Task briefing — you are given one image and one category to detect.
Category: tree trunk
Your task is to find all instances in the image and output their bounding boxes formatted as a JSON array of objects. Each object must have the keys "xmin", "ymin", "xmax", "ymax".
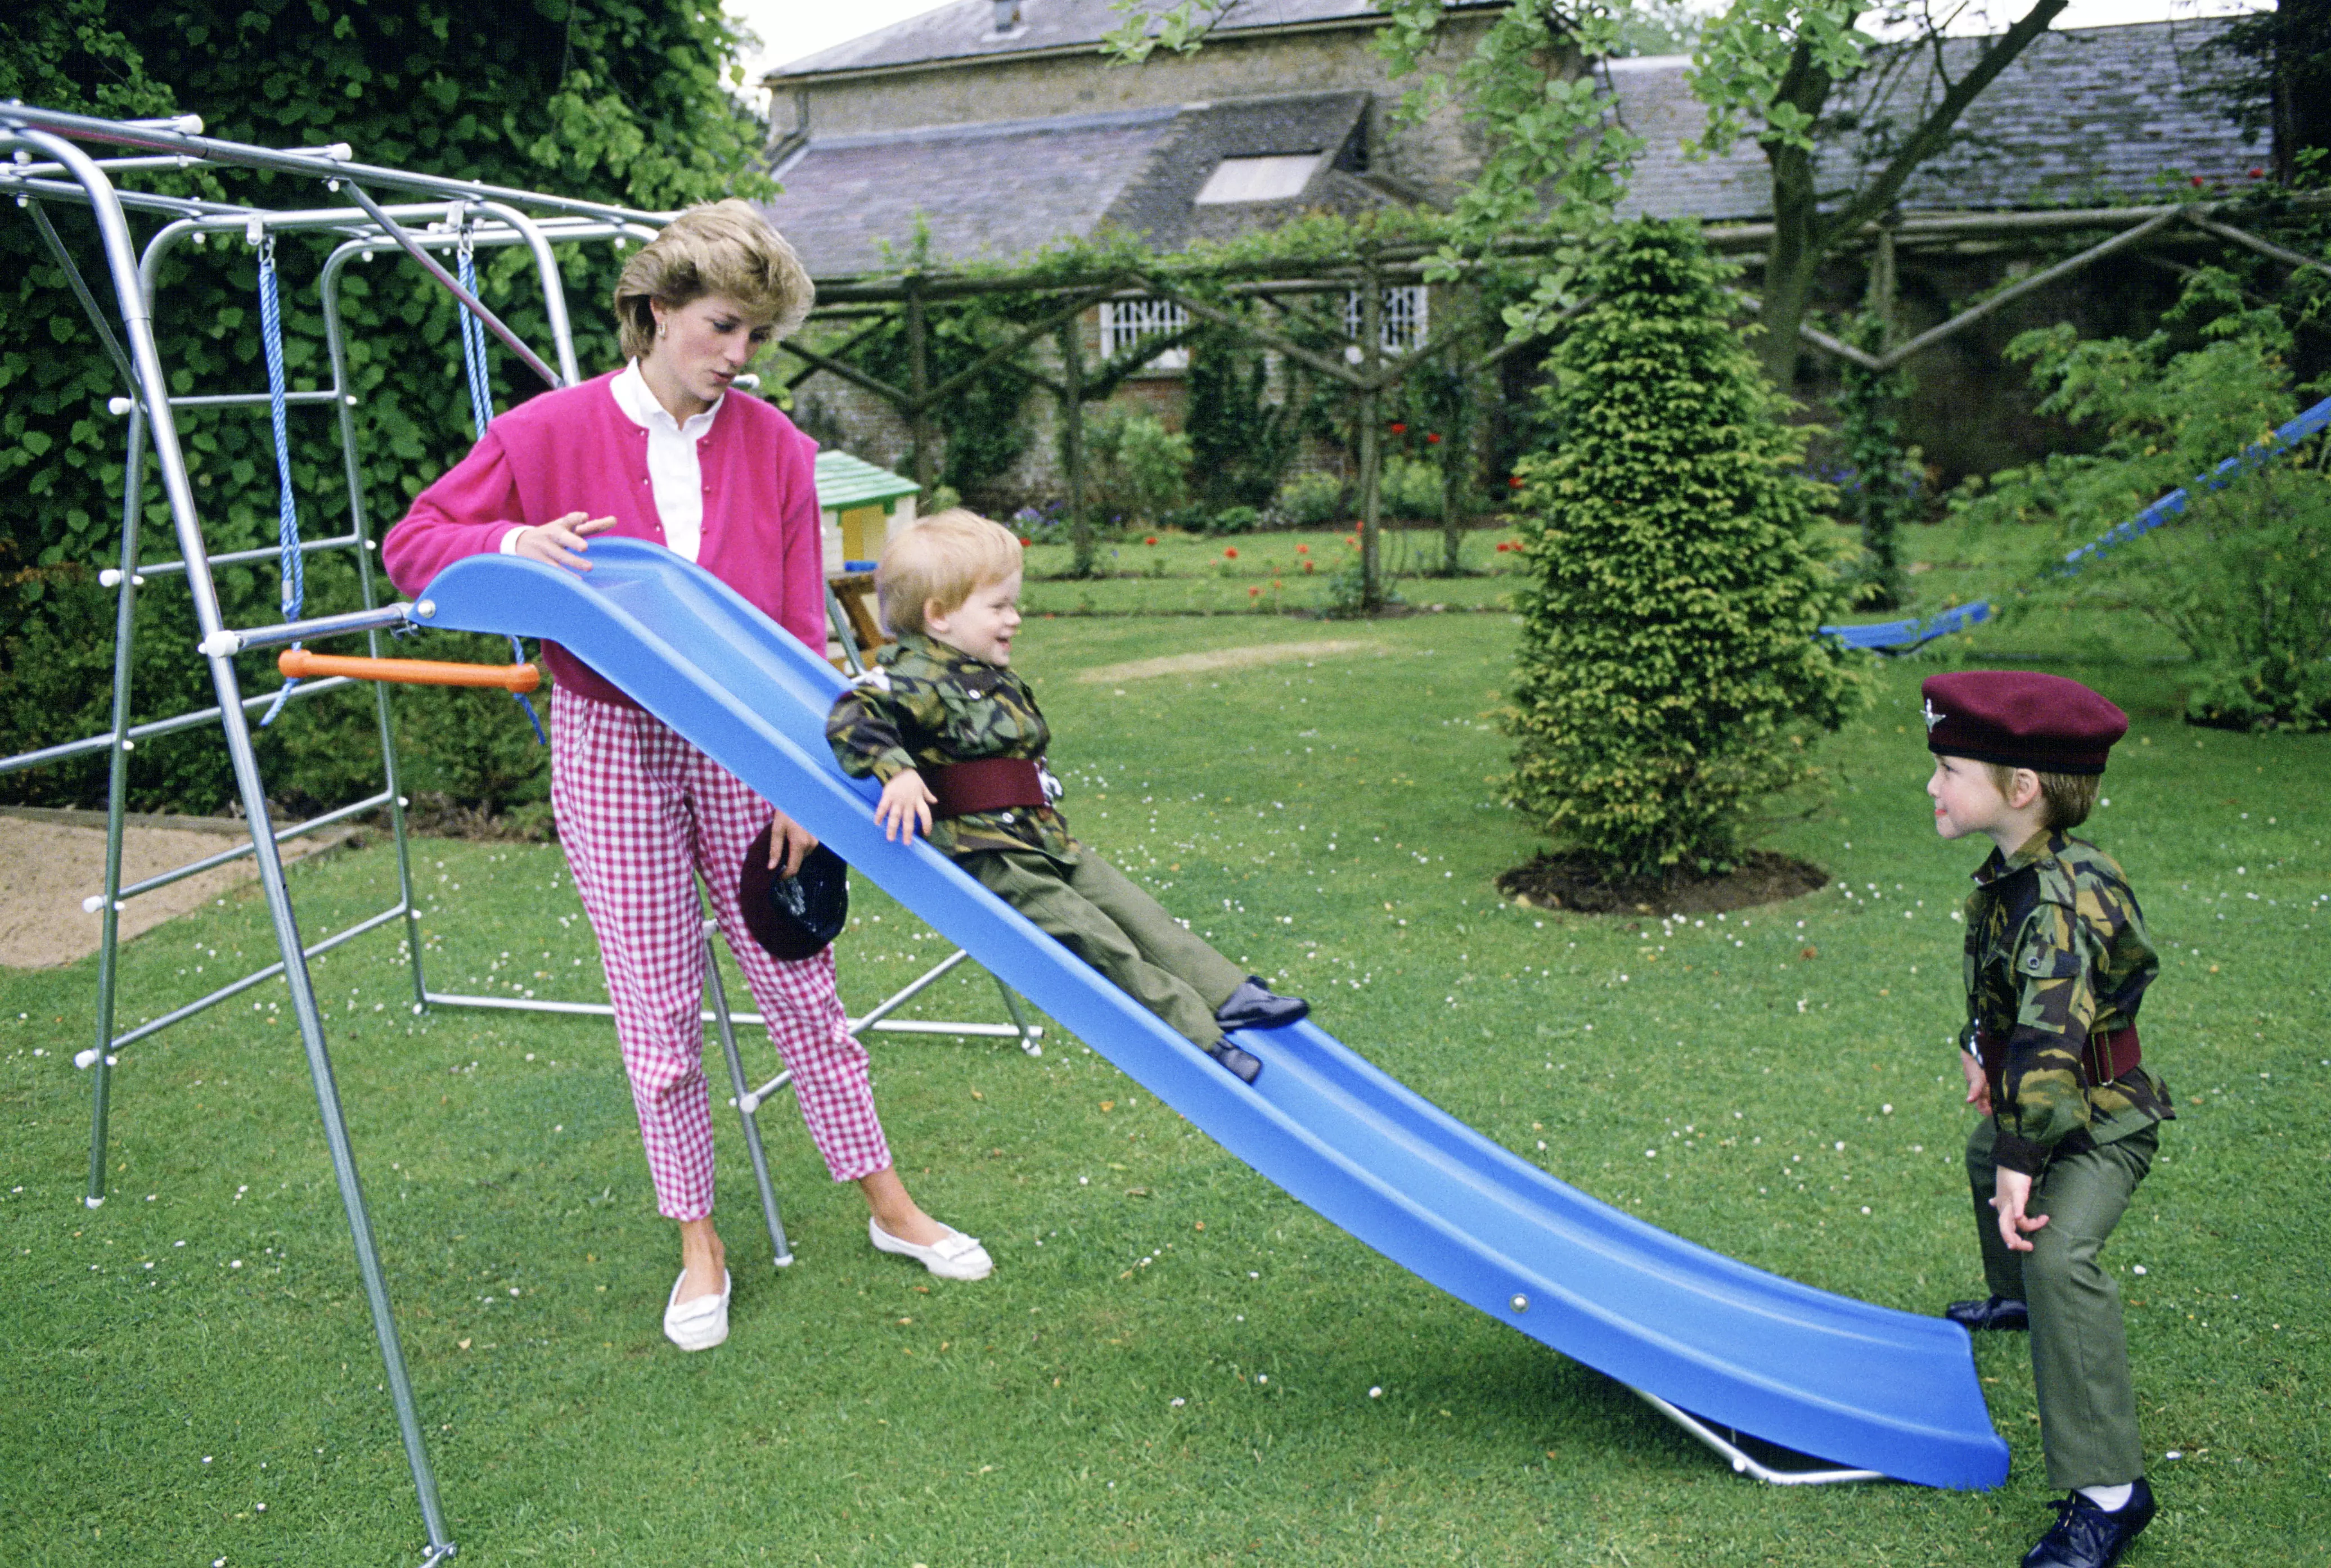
[{"xmin": 1755, "ymin": 136, "xmax": 1823, "ymax": 390}]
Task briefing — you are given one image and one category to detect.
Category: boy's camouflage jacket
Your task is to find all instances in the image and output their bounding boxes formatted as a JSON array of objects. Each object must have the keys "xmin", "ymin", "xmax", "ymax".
[
  {"xmin": 1961, "ymin": 828, "xmax": 2171, "ymax": 1174},
  {"xmin": 825, "ymin": 632, "xmax": 1073, "ymax": 861}
]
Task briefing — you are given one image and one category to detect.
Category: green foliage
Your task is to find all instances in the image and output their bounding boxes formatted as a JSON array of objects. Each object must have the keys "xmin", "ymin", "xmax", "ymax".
[
  {"xmin": 1835, "ymin": 310, "xmax": 1920, "ymax": 609},
  {"xmin": 854, "ymin": 223, "xmax": 1039, "ymax": 503},
  {"xmin": 1502, "ymin": 223, "xmax": 1866, "ymax": 877},
  {"xmin": 1379, "ymin": 456, "xmax": 1445, "ymax": 521},
  {"xmin": 0, "ymin": 0, "xmax": 768, "ymax": 814},
  {"xmin": 1275, "ymin": 471, "xmax": 1348, "ymax": 528},
  {"xmin": 1182, "ymin": 319, "xmax": 1297, "ymax": 511},
  {"xmin": 1956, "ymin": 269, "xmax": 2331, "ymax": 732},
  {"xmin": 1084, "ymin": 410, "xmax": 1192, "ymax": 528}
]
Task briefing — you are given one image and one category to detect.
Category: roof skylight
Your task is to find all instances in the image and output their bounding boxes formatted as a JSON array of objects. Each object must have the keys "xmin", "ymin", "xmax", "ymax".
[{"xmin": 1194, "ymin": 153, "xmax": 1324, "ymax": 205}]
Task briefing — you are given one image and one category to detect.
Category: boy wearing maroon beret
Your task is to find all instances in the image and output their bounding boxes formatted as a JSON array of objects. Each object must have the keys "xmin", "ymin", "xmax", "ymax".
[{"xmin": 1922, "ymin": 670, "xmax": 2173, "ymax": 1568}]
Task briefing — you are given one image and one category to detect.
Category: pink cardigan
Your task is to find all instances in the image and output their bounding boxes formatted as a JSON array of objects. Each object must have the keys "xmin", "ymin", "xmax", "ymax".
[{"xmin": 383, "ymin": 371, "xmax": 825, "ymax": 710}]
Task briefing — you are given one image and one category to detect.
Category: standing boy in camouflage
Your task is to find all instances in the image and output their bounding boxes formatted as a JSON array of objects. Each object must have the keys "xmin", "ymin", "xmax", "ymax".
[
  {"xmin": 1923, "ymin": 670, "xmax": 2174, "ymax": 1568},
  {"xmin": 826, "ymin": 510, "xmax": 1306, "ymax": 1084}
]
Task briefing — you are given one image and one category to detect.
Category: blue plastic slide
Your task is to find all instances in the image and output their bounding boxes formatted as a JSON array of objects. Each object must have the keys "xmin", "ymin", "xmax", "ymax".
[{"xmin": 413, "ymin": 540, "xmax": 2009, "ymax": 1490}]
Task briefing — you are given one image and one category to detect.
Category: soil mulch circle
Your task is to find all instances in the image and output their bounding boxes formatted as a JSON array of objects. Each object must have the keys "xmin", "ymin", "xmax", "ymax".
[{"xmin": 1496, "ymin": 850, "xmax": 1830, "ymax": 918}]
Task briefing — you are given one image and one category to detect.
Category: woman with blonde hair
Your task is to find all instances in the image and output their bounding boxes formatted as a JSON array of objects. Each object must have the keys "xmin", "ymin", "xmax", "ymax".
[{"xmin": 385, "ymin": 200, "xmax": 989, "ymax": 1354}]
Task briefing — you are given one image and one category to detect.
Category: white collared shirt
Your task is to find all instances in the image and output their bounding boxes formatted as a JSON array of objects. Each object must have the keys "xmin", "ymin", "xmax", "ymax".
[{"xmin": 500, "ymin": 360, "xmax": 722, "ymax": 561}]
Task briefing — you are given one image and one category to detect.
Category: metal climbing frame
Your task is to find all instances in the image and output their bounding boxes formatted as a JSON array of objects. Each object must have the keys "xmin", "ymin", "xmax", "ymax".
[{"xmin": 0, "ymin": 103, "xmax": 1030, "ymax": 1562}]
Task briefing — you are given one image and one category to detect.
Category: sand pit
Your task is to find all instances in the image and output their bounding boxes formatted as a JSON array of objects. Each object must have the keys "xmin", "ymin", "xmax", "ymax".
[
  {"xmin": 1075, "ymin": 638, "xmax": 1387, "ymax": 685},
  {"xmin": 0, "ymin": 808, "xmax": 353, "ymax": 970}
]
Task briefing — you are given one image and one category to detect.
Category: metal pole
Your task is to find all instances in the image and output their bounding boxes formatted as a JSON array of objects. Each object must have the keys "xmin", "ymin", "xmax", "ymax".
[
  {"xmin": 338, "ymin": 180, "xmax": 562, "ymax": 390},
  {"xmin": 703, "ymin": 925, "xmax": 793, "ymax": 1267},
  {"xmin": 7, "ymin": 125, "xmax": 454, "ymax": 1560},
  {"xmin": 1358, "ymin": 247, "xmax": 1385, "ymax": 611},
  {"xmin": 906, "ymin": 275, "xmax": 933, "ymax": 493},
  {"xmin": 84, "ymin": 404, "xmax": 148, "ymax": 1207},
  {"xmin": 318, "ymin": 241, "xmax": 430, "ymax": 1017}
]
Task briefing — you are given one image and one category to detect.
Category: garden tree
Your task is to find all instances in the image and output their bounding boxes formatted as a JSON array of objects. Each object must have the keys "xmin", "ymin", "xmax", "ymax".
[
  {"xmin": 1120, "ymin": 0, "xmax": 2074, "ymax": 385},
  {"xmin": 1835, "ymin": 309, "xmax": 1919, "ymax": 607},
  {"xmin": 1956, "ymin": 269, "xmax": 2331, "ymax": 731},
  {"xmin": 1690, "ymin": 0, "xmax": 2072, "ymax": 387},
  {"xmin": 2206, "ymin": 0, "xmax": 2331, "ymax": 182},
  {"xmin": 0, "ymin": 0, "xmax": 768, "ymax": 815},
  {"xmin": 1504, "ymin": 222, "xmax": 1866, "ymax": 877}
]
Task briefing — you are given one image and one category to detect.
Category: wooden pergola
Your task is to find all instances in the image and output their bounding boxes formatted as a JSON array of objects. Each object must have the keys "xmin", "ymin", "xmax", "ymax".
[{"xmin": 773, "ymin": 195, "xmax": 2331, "ymax": 610}]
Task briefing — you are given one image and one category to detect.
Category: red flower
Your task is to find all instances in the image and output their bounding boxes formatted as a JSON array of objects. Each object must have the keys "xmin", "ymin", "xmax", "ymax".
[
  {"xmin": 1495, "ymin": 541, "xmax": 1510, "ymax": 552},
  {"xmin": 2249, "ymin": 167, "xmax": 2264, "ymax": 179},
  {"xmin": 2191, "ymin": 174, "xmax": 2207, "ymax": 187},
  {"xmin": 1425, "ymin": 432, "xmax": 1442, "ymax": 445},
  {"xmin": 1224, "ymin": 547, "xmax": 1238, "ymax": 558},
  {"xmin": 1145, "ymin": 535, "xmax": 1158, "ymax": 546},
  {"xmin": 1249, "ymin": 586, "xmax": 1261, "ymax": 597},
  {"xmin": 1389, "ymin": 422, "xmax": 1407, "ymax": 434},
  {"xmin": 1508, "ymin": 475, "xmax": 1524, "ymax": 489},
  {"xmin": 1296, "ymin": 543, "xmax": 1310, "ymax": 553},
  {"xmin": 1018, "ymin": 536, "xmax": 1032, "ymax": 547},
  {"xmin": 1303, "ymin": 560, "xmax": 1315, "ymax": 573}
]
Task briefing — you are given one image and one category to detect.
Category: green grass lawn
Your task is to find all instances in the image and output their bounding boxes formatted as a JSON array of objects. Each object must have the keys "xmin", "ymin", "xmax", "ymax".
[
  {"xmin": 1018, "ymin": 523, "xmax": 1526, "ymax": 618},
  {"xmin": 3, "ymin": 611, "xmax": 2325, "ymax": 1565}
]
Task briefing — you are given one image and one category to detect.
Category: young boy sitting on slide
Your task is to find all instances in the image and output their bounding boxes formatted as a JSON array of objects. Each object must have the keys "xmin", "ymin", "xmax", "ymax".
[{"xmin": 825, "ymin": 510, "xmax": 1306, "ymax": 1084}]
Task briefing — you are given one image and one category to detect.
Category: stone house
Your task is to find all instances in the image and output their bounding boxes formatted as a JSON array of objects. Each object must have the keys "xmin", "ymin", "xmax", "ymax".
[{"xmin": 759, "ymin": 0, "xmax": 2263, "ymax": 503}]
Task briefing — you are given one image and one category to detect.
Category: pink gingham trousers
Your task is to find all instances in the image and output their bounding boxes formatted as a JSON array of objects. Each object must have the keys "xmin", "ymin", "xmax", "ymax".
[{"xmin": 551, "ymin": 688, "xmax": 891, "ymax": 1221}]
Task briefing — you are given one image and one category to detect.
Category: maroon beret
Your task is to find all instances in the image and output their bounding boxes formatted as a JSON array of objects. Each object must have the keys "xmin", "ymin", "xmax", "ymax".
[{"xmin": 1921, "ymin": 670, "xmax": 2127, "ymax": 776}]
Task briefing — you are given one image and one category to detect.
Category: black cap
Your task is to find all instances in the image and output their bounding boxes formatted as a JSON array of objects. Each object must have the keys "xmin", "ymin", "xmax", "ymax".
[{"xmin": 738, "ymin": 830, "xmax": 849, "ymax": 961}]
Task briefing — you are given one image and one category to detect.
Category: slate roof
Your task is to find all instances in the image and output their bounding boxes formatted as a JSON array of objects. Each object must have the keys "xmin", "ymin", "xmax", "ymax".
[
  {"xmin": 764, "ymin": 92, "xmax": 1388, "ymax": 277},
  {"xmin": 762, "ymin": 16, "xmax": 2259, "ymax": 277},
  {"xmin": 1612, "ymin": 18, "xmax": 2256, "ymax": 222},
  {"xmin": 765, "ymin": 105, "xmax": 1184, "ymax": 276},
  {"xmin": 777, "ymin": 0, "xmax": 1397, "ymax": 80}
]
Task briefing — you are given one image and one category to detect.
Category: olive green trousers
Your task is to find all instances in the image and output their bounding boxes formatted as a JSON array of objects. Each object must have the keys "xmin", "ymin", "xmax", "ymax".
[
  {"xmin": 1965, "ymin": 1116, "xmax": 2159, "ymax": 1489},
  {"xmin": 963, "ymin": 848, "xmax": 1245, "ymax": 1048}
]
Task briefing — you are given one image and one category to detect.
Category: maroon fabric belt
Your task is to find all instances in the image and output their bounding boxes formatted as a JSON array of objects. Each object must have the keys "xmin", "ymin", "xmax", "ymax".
[
  {"xmin": 927, "ymin": 758, "xmax": 1046, "ymax": 819},
  {"xmin": 1976, "ymin": 1024, "xmax": 2141, "ymax": 1088}
]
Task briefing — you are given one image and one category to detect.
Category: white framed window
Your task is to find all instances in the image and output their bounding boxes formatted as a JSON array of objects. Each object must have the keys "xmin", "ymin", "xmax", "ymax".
[
  {"xmin": 1194, "ymin": 152, "xmax": 1325, "ymax": 205},
  {"xmin": 1343, "ymin": 284, "xmax": 1429, "ymax": 354},
  {"xmin": 1099, "ymin": 297, "xmax": 1190, "ymax": 370}
]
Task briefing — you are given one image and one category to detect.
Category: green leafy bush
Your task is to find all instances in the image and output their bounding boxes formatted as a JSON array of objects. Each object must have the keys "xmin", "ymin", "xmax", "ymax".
[
  {"xmin": 1503, "ymin": 222, "xmax": 1866, "ymax": 877},
  {"xmin": 1956, "ymin": 269, "xmax": 2330, "ymax": 732},
  {"xmin": 1380, "ymin": 456, "xmax": 1444, "ymax": 521},
  {"xmin": 1206, "ymin": 506, "xmax": 1262, "ymax": 537},
  {"xmin": 1185, "ymin": 319, "xmax": 1297, "ymax": 510},
  {"xmin": 0, "ymin": 1, "xmax": 768, "ymax": 817},
  {"xmin": 1086, "ymin": 410, "xmax": 1192, "ymax": 527},
  {"xmin": 1276, "ymin": 471, "xmax": 1347, "ymax": 527}
]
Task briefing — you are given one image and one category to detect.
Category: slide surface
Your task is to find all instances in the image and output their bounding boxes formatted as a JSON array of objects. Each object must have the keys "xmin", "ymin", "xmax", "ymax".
[{"xmin": 414, "ymin": 540, "xmax": 2009, "ymax": 1491}]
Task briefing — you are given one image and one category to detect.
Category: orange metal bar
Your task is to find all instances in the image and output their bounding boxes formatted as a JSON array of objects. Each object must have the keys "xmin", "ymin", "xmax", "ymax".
[{"xmin": 277, "ymin": 647, "xmax": 539, "ymax": 691}]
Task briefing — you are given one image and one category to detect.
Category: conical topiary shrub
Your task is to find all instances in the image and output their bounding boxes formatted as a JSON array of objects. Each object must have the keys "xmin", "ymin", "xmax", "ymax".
[{"xmin": 1502, "ymin": 221, "xmax": 1868, "ymax": 878}]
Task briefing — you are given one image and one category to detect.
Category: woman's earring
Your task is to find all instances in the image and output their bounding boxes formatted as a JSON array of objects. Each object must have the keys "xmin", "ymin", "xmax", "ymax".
[{"xmin": 656, "ymin": 322, "xmax": 668, "ymax": 340}]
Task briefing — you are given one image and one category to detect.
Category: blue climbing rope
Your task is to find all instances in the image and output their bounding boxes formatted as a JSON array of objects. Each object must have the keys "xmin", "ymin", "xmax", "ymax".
[
  {"xmin": 456, "ymin": 220, "xmax": 546, "ymax": 745},
  {"xmin": 456, "ymin": 227, "xmax": 495, "ymax": 442},
  {"xmin": 257, "ymin": 236, "xmax": 303, "ymax": 727}
]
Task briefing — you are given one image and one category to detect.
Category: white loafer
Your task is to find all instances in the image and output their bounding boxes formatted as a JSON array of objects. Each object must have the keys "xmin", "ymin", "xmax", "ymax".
[
  {"xmin": 663, "ymin": 1268, "xmax": 731, "ymax": 1351},
  {"xmin": 869, "ymin": 1216, "xmax": 993, "ymax": 1281}
]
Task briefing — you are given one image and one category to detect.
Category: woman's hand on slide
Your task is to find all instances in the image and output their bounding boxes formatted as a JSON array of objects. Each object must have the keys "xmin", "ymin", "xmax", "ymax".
[
  {"xmin": 516, "ymin": 512, "xmax": 616, "ymax": 573},
  {"xmin": 765, "ymin": 809, "xmax": 818, "ymax": 877},
  {"xmin": 874, "ymin": 769, "xmax": 935, "ymax": 844}
]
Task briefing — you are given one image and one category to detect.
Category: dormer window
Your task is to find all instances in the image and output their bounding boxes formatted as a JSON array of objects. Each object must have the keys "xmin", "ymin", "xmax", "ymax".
[
  {"xmin": 991, "ymin": 0, "xmax": 1024, "ymax": 34},
  {"xmin": 1194, "ymin": 152, "xmax": 1324, "ymax": 205}
]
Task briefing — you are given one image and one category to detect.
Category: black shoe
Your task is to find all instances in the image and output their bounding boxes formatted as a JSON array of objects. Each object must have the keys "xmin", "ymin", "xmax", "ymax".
[
  {"xmin": 1946, "ymin": 1295, "xmax": 2030, "ymax": 1332},
  {"xmin": 1215, "ymin": 977, "xmax": 1308, "ymax": 1032},
  {"xmin": 2022, "ymin": 1479, "xmax": 2155, "ymax": 1568},
  {"xmin": 1207, "ymin": 1041, "xmax": 1263, "ymax": 1084}
]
